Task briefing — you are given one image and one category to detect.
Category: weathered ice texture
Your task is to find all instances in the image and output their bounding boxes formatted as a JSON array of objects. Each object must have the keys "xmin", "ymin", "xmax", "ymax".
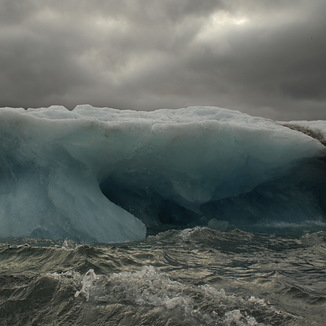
[{"xmin": 0, "ymin": 105, "xmax": 325, "ymax": 242}]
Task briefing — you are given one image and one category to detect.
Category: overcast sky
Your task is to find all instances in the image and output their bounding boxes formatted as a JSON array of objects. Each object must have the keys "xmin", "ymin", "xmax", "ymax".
[{"xmin": 0, "ymin": 0, "xmax": 325, "ymax": 120}]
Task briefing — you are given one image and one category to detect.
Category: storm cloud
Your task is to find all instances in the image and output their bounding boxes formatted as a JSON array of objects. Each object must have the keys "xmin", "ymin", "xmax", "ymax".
[{"xmin": 0, "ymin": 0, "xmax": 325, "ymax": 119}]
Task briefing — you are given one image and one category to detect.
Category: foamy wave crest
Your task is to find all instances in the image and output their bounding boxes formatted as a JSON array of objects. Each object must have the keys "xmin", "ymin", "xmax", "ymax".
[{"xmin": 74, "ymin": 266, "xmax": 295, "ymax": 325}]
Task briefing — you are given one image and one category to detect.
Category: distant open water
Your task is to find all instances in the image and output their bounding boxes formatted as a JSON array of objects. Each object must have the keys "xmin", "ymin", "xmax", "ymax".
[{"xmin": 0, "ymin": 228, "xmax": 325, "ymax": 326}]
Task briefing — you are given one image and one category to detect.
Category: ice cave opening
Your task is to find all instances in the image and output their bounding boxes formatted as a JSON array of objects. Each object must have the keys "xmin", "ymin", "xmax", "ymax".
[{"xmin": 99, "ymin": 155, "xmax": 326, "ymax": 234}]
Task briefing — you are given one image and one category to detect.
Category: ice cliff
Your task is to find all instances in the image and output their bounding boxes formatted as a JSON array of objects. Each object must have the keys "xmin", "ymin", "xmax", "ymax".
[{"xmin": 0, "ymin": 105, "xmax": 325, "ymax": 242}]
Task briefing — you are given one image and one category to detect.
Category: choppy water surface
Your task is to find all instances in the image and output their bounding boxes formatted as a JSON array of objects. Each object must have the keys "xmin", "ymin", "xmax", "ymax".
[{"xmin": 0, "ymin": 228, "xmax": 325, "ymax": 325}]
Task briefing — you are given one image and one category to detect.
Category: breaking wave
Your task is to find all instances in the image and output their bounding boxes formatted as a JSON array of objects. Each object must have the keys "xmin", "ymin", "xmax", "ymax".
[{"xmin": 1, "ymin": 229, "xmax": 325, "ymax": 325}]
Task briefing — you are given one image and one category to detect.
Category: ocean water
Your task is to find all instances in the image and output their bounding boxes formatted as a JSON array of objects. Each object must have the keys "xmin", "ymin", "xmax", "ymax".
[{"xmin": 0, "ymin": 227, "xmax": 325, "ymax": 326}]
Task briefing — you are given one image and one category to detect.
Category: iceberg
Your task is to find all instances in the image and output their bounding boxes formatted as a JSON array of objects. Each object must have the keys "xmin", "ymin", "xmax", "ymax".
[{"xmin": 0, "ymin": 105, "xmax": 325, "ymax": 242}]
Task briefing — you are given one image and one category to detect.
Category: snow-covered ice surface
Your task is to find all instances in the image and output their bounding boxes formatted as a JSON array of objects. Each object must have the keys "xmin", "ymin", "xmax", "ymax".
[
  {"xmin": 281, "ymin": 120, "xmax": 326, "ymax": 145},
  {"xmin": 0, "ymin": 105, "xmax": 325, "ymax": 242}
]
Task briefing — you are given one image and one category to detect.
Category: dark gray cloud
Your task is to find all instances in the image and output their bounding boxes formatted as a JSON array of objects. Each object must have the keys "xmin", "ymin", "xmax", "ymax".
[{"xmin": 0, "ymin": 0, "xmax": 325, "ymax": 119}]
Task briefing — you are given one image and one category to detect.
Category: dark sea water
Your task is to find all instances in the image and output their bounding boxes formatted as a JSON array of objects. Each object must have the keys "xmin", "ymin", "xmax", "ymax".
[{"xmin": 0, "ymin": 227, "xmax": 325, "ymax": 326}]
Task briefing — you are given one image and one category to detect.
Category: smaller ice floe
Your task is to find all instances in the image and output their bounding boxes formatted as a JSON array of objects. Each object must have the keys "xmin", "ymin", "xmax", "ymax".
[{"xmin": 61, "ymin": 239, "xmax": 78, "ymax": 250}]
